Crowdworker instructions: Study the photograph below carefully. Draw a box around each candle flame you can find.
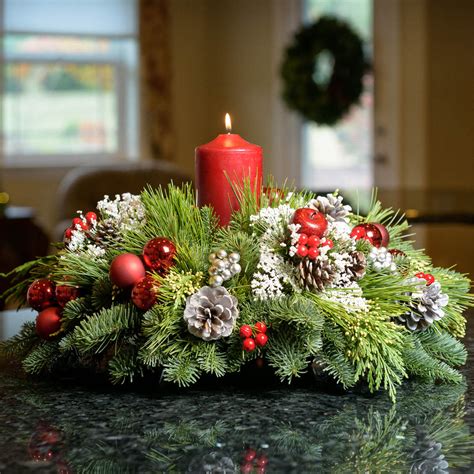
[225,113,232,133]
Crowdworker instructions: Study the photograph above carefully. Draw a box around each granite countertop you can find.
[1,316,474,473]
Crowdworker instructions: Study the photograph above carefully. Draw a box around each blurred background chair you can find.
[54,161,190,241]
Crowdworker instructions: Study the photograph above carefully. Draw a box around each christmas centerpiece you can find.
[1,117,472,402]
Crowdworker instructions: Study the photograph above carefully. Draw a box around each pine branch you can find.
[70,304,141,355]
[61,297,94,324]
[193,342,228,377]
[416,329,467,367]
[0,321,38,358]
[403,339,463,384]
[91,276,114,310]
[22,340,60,374]
[108,346,143,384]
[161,356,201,387]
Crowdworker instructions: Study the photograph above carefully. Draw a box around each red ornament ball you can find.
[240,324,253,338]
[84,211,97,223]
[36,306,62,339]
[55,285,80,307]
[131,276,158,311]
[63,227,73,242]
[298,233,309,245]
[109,253,146,288]
[351,224,383,247]
[27,279,56,311]
[389,248,407,258]
[255,321,267,334]
[308,246,320,259]
[307,235,321,247]
[292,208,328,238]
[243,337,256,352]
[372,223,390,247]
[143,237,176,274]
[424,273,435,285]
[255,333,268,347]
[296,244,309,258]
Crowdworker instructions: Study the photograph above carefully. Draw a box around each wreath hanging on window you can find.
[281,16,369,126]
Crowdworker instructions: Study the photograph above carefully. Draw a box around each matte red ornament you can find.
[255,333,268,347]
[243,337,256,352]
[255,321,267,334]
[352,224,382,247]
[131,275,158,311]
[55,285,80,307]
[292,208,328,238]
[143,237,176,274]
[27,279,56,311]
[240,324,253,338]
[372,223,390,247]
[36,306,62,339]
[109,254,146,288]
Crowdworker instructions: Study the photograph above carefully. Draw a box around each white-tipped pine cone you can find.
[307,193,352,222]
[398,279,449,331]
[183,286,238,341]
[348,251,367,280]
[299,258,336,291]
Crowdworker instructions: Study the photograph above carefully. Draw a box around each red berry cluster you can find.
[415,272,435,286]
[63,211,97,242]
[296,233,334,259]
[240,322,268,351]
[241,448,269,474]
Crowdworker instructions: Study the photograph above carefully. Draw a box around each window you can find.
[1,0,138,165]
[302,0,373,192]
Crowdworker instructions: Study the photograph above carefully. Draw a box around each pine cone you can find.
[411,436,448,474]
[398,280,449,331]
[184,286,238,341]
[308,194,352,222]
[299,258,335,291]
[94,220,121,245]
[347,251,366,280]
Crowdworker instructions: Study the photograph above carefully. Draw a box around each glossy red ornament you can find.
[389,249,406,258]
[27,279,56,311]
[84,211,97,223]
[143,237,176,274]
[307,235,321,247]
[244,448,257,462]
[298,233,309,245]
[55,285,80,307]
[131,276,158,311]
[308,246,320,259]
[372,223,390,247]
[292,208,328,238]
[243,337,256,352]
[351,224,382,247]
[36,306,62,339]
[109,254,146,288]
[255,321,267,334]
[255,333,268,347]
[240,324,253,338]
[424,273,435,285]
[296,244,309,257]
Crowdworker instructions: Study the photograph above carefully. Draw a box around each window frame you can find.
[2,33,137,167]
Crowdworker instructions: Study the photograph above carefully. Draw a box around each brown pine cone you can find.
[347,251,366,280]
[299,258,335,291]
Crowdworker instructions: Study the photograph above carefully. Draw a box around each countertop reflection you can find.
[1,317,474,472]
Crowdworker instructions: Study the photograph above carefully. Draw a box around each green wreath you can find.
[281,16,369,125]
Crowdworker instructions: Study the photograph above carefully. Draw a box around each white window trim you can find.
[2,33,139,168]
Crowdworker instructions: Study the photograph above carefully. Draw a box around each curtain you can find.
[139,0,174,162]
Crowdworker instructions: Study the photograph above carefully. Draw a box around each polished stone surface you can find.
[1,313,474,473]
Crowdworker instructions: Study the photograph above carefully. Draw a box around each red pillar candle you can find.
[195,114,263,226]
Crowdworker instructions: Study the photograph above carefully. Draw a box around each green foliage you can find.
[162,356,201,387]
[416,329,467,367]
[69,304,141,355]
[108,346,143,384]
[0,321,38,358]
[22,340,60,374]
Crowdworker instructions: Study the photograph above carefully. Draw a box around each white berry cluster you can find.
[66,213,106,260]
[96,193,146,233]
[208,250,241,287]
[322,282,369,313]
[368,247,397,273]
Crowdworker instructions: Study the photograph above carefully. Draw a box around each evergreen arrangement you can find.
[1,182,472,401]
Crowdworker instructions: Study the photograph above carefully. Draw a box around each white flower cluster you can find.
[66,214,106,260]
[97,193,146,232]
[322,283,369,313]
[250,204,299,300]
